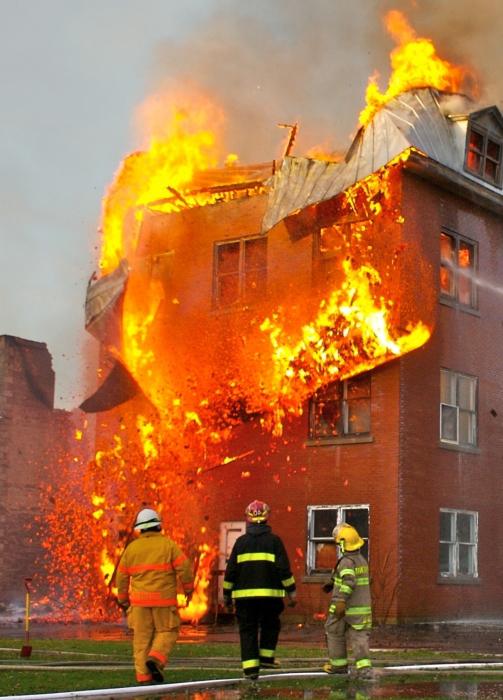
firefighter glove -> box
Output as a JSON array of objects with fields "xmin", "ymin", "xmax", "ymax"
[
  {"xmin": 185, "ymin": 590, "xmax": 193, "ymax": 606},
  {"xmin": 329, "ymin": 600, "xmax": 346, "ymax": 619},
  {"xmin": 116, "ymin": 599, "xmax": 130, "ymax": 612},
  {"xmin": 287, "ymin": 591, "xmax": 297, "ymax": 608},
  {"xmin": 322, "ymin": 582, "xmax": 334, "ymax": 593},
  {"xmin": 224, "ymin": 596, "xmax": 233, "ymax": 611}
]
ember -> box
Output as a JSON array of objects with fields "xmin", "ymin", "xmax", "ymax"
[{"xmin": 40, "ymin": 12, "xmax": 463, "ymax": 622}]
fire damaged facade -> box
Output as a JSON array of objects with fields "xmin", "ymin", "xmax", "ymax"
[{"xmin": 83, "ymin": 88, "xmax": 503, "ymax": 624}]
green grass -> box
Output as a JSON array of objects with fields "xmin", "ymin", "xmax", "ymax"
[{"xmin": 1, "ymin": 637, "xmax": 503, "ymax": 696}]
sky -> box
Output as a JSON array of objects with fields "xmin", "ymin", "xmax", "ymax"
[{"xmin": 1, "ymin": 0, "xmax": 502, "ymax": 409}]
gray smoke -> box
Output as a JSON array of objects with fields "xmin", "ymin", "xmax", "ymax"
[{"xmin": 147, "ymin": 0, "xmax": 503, "ymax": 162}]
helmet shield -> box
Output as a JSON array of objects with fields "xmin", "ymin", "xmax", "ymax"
[
  {"xmin": 245, "ymin": 500, "xmax": 270, "ymax": 523},
  {"xmin": 134, "ymin": 508, "xmax": 161, "ymax": 531}
]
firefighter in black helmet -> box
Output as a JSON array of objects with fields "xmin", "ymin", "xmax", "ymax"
[{"xmin": 223, "ymin": 500, "xmax": 296, "ymax": 680}]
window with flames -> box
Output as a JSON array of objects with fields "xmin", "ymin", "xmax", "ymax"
[
  {"xmin": 309, "ymin": 374, "xmax": 371, "ymax": 440},
  {"xmin": 465, "ymin": 124, "xmax": 503, "ymax": 186},
  {"xmin": 440, "ymin": 231, "xmax": 477, "ymax": 309}
]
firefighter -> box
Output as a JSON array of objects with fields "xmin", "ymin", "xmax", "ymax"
[
  {"xmin": 116, "ymin": 508, "xmax": 194, "ymax": 685},
  {"xmin": 323, "ymin": 522, "xmax": 372, "ymax": 678},
  {"xmin": 223, "ymin": 499, "xmax": 296, "ymax": 681}
]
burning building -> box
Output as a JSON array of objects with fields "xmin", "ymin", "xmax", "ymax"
[{"xmin": 45, "ymin": 12, "xmax": 503, "ymax": 624}]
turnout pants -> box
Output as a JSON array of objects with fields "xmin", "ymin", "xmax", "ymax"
[
  {"xmin": 128, "ymin": 606, "xmax": 180, "ymax": 682},
  {"xmin": 325, "ymin": 615, "xmax": 372, "ymax": 671},
  {"xmin": 235, "ymin": 598, "xmax": 284, "ymax": 677}
]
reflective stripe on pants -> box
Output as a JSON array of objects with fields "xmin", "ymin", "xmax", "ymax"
[
  {"xmin": 130, "ymin": 605, "xmax": 180, "ymax": 681},
  {"xmin": 235, "ymin": 598, "xmax": 284, "ymax": 675},
  {"xmin": 325, "ymin": 614, "xmax": 371, "ymax": 670}
]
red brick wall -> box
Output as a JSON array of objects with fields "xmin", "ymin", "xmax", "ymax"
[
  {"xmin": 0, "ymin": 336, "xmax": 73, "ymax": 606},
  {"xmin": 398, "ymin": 172, "xmax": 503, "ymax": 620}
]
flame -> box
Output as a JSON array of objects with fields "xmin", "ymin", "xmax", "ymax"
[
  {"xmin": 260, "ymin": 256, "xmax": 430, "ymax": 435},
  {"xmin": 359, "ymin": 10, "xmax": 475, "ymax": 126},
  {"xmin": 99, "ymin": 92, "xmax": 222, "ymax": 274},
  {"xmin": 179, "ymin": 544, "xmax": 217, "ymax": 623},
  {"xmin": 42, "ymin": 89, "xmax": 433, "ymax": 622}
]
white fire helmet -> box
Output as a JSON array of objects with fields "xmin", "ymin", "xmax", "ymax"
[{"xmin": 134, "ymin": 508, "xmax": 162, "ymax": 531}]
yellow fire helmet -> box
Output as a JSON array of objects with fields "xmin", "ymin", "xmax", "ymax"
[{"xmin": 332, "ymin": 523, "xmax": 364, "ymax": 552}]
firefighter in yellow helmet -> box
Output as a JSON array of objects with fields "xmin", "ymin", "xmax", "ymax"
[
  {"xmin": 223, "ymin": 500, "xmax": 296, "ymax": 681},
  {"xmin": 116, "ymin": 508, "xmax": 194, "ymax": 685},
  {"xmin": 323, "ymin": 523, "xmax": 372, "ymax": 678}
]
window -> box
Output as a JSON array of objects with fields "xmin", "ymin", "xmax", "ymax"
[
  {"xmin": 439, "ymin": 509, "xmax": 478, "ymax": 578},
  {"xmin": 440, "ymin": 369, "xmax": 477, "ymax": 447},
  {"xmin": 214, "ymin": 236, "xmax": 267, "ymax": 308},
  {"xmin": 307, "ymin": 505, "xmax": 369, "ymax": 574},
  {"xmin": 440, "ymin": 231, "xmax": 477, "ymax": 308},
  {"xmin": 465, "ymin": 125, "xmax": 502, "ymax": 185},
  {"xmin": 309, "ymin": 373, "xmax": 371, "ymax": 440}
]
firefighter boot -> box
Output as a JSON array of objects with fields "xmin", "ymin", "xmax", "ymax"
[{"xmin": 146, "ymin": 658, "xmax": 164, "ymax": 683}]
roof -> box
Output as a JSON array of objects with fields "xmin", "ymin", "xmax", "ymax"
[{"xmin": 262, "ymin": 88, "xmax": 503, "ymax": 233}]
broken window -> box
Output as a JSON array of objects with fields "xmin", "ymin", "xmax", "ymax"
[
  {"xmin": 306, "ymin": 505, "xmax": 369, "ymax": 575},
  {"xmin": 440, "ymin": 231, "xmax": 477, "ymax": 308},
  {"xmin": 439, "ymin": 509, "xmax": 478, "ymax": 578},
  {"xmin": 465, "ymin": 125, "xmax": 502, "ymax": 186},
  {"xmin": 309, "ymin": 373, "xmax": 371, "ymax": 440},
  {"xmin": 440, "ymin": 369, "xmax": 477, "ymax": 447},
  {"xmin": 214, "ymin": 236, "xmax": 267, "ymax": 308}
]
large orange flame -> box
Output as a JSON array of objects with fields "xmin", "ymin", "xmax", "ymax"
[
  {"xmin": 100, "ymin": 92, "xmax": 222, "ymax": 274},
  {"xmin": 359, "ymin": 10, "xmax": 475, "ymax": 127},
  {"xmin": 42, "ymin": 81, "xmax": 434, "ymax": 620}
]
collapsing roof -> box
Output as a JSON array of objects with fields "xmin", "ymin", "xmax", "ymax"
[{"xmin": 261, "ymin": 88, "xmax": 503, "ymax": 233}]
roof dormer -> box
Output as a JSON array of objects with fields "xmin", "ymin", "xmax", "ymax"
[{"xmin": 464, "ymin": 106, "xmax": 503, "ymax": 187}]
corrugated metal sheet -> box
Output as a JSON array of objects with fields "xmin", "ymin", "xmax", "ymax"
[{"xmin": 262, "ymin": 88, "xmax": 472, "ymax": 233}]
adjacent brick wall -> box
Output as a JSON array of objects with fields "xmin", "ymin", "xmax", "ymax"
[{"xmin": 0, "ymin": 336, "xmax": 73, "ymax": 607}]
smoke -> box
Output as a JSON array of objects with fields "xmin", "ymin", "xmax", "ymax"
[{"xmin": 146, "ymin": 0, "xmax": 503, "ymax": 163}]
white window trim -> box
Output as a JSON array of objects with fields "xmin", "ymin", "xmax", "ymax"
[
  {"xmin": 439, "ymin": 508, "xmax": 478, "ymax": 579},
  {"xmin": 440, "ymin": 370, "xmax": 477, "ymax": 447},
  {"xmin": 306, "ymin": 504, "xmax": 369, "ymax": 575}
]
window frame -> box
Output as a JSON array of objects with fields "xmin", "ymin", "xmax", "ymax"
[
  {"xmin": 439, "ymin": 229, "xmax": 478, "ymax": 310},
  {"xmin": 306, "ymin": 504, "xmax": 370, "ymax": 575},
  {"xmin": 213, "ymin": 235, "xmax": 267, "ymax": 309},
  {"xmin": 464, "ymin": 122, "xmax": 503, "ymax": 187},
  {"xmin": 439, "ymin": 508, "xmax": 478, "ymax": 580},
  {"xmin": 308, "ymin": 374, "xmax": 371, "ymax": 441},
  {"xmin": 440, "ymin": 368, "xmax": 478, "ymax": 448}
]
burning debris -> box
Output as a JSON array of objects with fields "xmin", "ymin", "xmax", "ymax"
[{"xmin": 40, "ymin": 10, "xmax": 482, "ymax": 621}]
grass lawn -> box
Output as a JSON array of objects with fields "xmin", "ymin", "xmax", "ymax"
[{"xmin": 1, "ymin": 637, "xmax": 503, "ymax": 696}]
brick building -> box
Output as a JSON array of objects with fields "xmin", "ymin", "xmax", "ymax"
[
  {"xmin": 0, "ymin": 335, "xmax": 75, "ymax": 607},
  {"xmin": 88, "ymin": 88, "xmax": 503, "ymax": 623}
]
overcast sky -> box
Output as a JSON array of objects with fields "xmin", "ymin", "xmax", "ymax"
[{"xmin": 1, "ymin": 0, "xmax": 502, "ymax": 409}]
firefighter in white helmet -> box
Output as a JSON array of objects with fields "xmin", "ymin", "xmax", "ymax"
[
  {"xmin": 116, "ymin": 508, "xmax": 194, "ymax": 685},
  {"xmin": 223, "ymin": 500, "xmax": 296, "ymax": 681},
  {"xmin": 323, "ymin": 523, "xmax": 372, "ymax": 678}
]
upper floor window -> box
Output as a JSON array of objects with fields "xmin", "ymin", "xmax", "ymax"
[
  {"xmin": 465, "ymin": 125, "xmax": 502, "ymax": 186},
  {"xmin": 306, "ymin": 505, "xmax": 369, "ymax": 575},
  {"xmin": 440, "ymin": 231, "xmax": 477, "ymax": 309},
  {"xmin": 214, "ymin": 236, "xmax": 267, "ymax": 308},
  {"xmin": 439, "ymin": 509, "xmax": 478, "ymax": 579},
  {"xmin": 440, "ymin": 369, "xmax": 477, "ymax": 447},
  {"xmin": 309, "ymin": 373, "xmax": 371, "ymax": 440}
]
